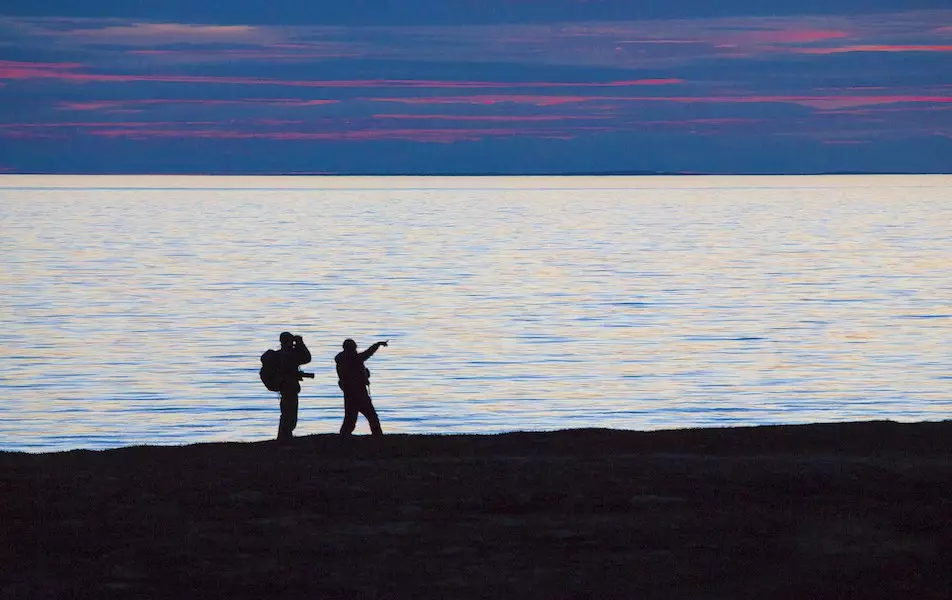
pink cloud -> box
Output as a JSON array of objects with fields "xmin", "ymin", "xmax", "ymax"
[
  {"xmin": 10, "ymin": 110, "xmax": 772, "ymax": 144},
  {"xmin": 0, "ymin": 60, "xmax": 84, "ymax": 70},
  {"xmin": 371, "ymin": 114, "xmax": 761, "ymax": 128},
  {"xmin": 129, "ymin": 49, "xmax": 361, "ymax": 60},
  {"xmin": 641, "ymin": 117, "xmax": 763, "ymax": 126},
  {"xmin": 83, "ymin": 126, "xmax": 545, "ymax": 143},
  {"xmin": 796, "ymin": 95, "xmax": 952, "ymax": 109},
  {"xmin": 10, "ymin": 11, "xmax": 952, "ymax": 75},
  {"xmin": 365, "ymin": 95, "xmax": 604, "ymax": 106},
  {"xmin": 56, "ymin": 101, "xmax": 123, "ymax": 111},
  {"xmin": 254, "ymin": 119, "xmax": 306, "ymax": 125},
  {"xmin": 817, "ymin": 104, "xmax": 952, "ymax": 115},
  {"xmin": 58, "ymin": 119, "xmax": 780, "ymax": 143},
  {"xmin": 63, "ymin": 23, "xmax": 271, "ymax": 45},
  {"xmin": 615, "ymin": 39, "xmax": 707, "ymax": 45},
  {"xmin": 0, "ymin": 112, "xmax": 768, "ymax": 143},
  {"xmin": 366, "ymin": 93, "xmax": 952, "ymax": 111},
  {"xmin": 794, "ymin": 44, "xmax": 952, "ymax": 54},
  {"xmin": 0, "ymin": 60, "xmax": 86, "ymax": 80},
  {"xmin": 454, "ymin": 20, "xmax": 857, "ymax": 66},
  {"xmin": 0, "ymin": 121, "xmax": 219, "ymax": 129},
  {"xmin": 371, "ymin": 114, "xmax": 611, "ymax": 122},
  {"xmin": 56, "ymin": 98, "xmax": 339, "ymax": 111},
  {"xmin": 724, "ymin": 29, "xmax": 850, "ymax": 45},
  {"xmin": 573, "ymin": 79, "xmax": 683, "ymax": 87},
  {"xmin": 0, "ymin": 61, "xmax": 682, "ymax": 90},
  {"xmin": 0, "ymin": 130, "xmax": 64, "ymax": 140}
]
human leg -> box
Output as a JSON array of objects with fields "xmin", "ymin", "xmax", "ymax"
[
  {"xmin": 278, "ymin": 393, "xmax": 298, "ymax": 441},
  {"xmin": 277, "ymin": 382, "xmax": 300, "ymax": 442},
  {"xmin": 360, "ymin": 402, "xmax": 383, "ymax": 436},
  {"xmin": 339, "ymin": 396, "xmax": 359, "ymax": 435}
]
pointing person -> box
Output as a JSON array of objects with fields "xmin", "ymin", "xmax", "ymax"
[{"xmin": 335, "ymin": 339, "xmax": 388, "ymax": 436}]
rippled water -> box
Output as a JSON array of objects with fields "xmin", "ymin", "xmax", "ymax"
[{"xmin": 1, "ymin": 175, "xmax": 950, "ymax": 452}]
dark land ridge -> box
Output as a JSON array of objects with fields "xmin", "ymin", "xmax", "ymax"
[{"xmin": 3, "ymin": 420, "xmax": 950, "ymax": 599}]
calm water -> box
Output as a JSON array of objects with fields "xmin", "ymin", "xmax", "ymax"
[{"xmin": 1, "ymin": 175, "xmax": 950, "ymax": 452}]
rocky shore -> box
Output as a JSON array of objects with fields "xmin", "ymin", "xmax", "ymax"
[{"xmin": 2, "ymin": 420, "xmax": 950, "ymax": 599}]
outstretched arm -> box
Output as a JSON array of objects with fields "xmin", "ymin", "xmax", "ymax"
[{"xmin": 358, "ymin": 340, "xmax": 388, "ymax": 361}]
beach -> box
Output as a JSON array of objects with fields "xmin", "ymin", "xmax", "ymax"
[{"xmin": 2, "ymin": 420, "xmax": 950, "ymax": 599}]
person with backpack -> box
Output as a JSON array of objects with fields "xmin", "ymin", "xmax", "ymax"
[
  {"xmin": 335, "ymin": 338, "xmax": 388, "ymax": 436},
  {"xmin": 261, "ymin": 332, "xmax": 312, "ymax": 443}
]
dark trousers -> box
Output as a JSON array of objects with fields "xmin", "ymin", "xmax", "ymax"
[
  {"xmin": 340, "ymin": 386, "xmax": 382, "ymax": 436},
  {"xmin": 278, "ymin": 384, "xmax": 300, "ymax": 442}
]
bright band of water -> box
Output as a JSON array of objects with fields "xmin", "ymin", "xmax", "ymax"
[{"xmin": 1, "ymin": 175, "xmax": 949, "ymax": 452}]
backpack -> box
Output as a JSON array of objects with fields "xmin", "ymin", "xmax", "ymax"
[
  {"xmin": 336, "ymin": 353, "xmax": 371, "ymax": 388},
  {"xmin": 259, "ymin": 349, "xmax": 283, "ymax": 392}
]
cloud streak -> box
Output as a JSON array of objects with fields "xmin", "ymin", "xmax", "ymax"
[
  {"xmin": 56, "ymin": 99, "xmax": 340, "ymax": 111},
  {"xmin": 794, "ymin": 44, "xmax": 952, "ymax": 54},
  {"xmin": 7, "ymin": 10, "xmax": 952, "ymax": 70},
  {"xmin": 0, "ymin": 60, "xmax": 682, "ymax": 89},
  {"xmin": 365, "ymin": 93, "xmax": 952, "ymax": 110},
  {"xmin": 81, "ymin": 126, "xmax": 546, "ymax": 143},
  {"xmin": 1, "ymin": 8, "xmax": 951, "ymax": 173}
]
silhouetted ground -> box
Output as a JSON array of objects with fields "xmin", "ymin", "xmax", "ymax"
[{"xmin": 2, "ymin": 420, "xmax": 950, "ymax": 599}]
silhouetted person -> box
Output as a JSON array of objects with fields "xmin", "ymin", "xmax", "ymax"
[
  {"xmin": 277, "ymin": 331, "xmax": 311, "ymax": 443},
  {"xmin": 336, "ymin": 338, "xmax": 388, "ymax": 436}
]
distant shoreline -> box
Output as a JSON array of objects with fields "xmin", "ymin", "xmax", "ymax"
[{"xmin": 2, "ymin": 170, "xmax": 950, "ymax": 176}]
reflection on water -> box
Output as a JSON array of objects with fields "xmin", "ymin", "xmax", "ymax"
[{"xmin": 1, "ymin": 175, "xmax": 950, "ymax": 452}]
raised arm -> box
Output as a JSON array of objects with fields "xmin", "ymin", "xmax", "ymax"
[
  {"xmin": 357, "ymin": 340, "xmax": 388, "ymax": 361},
  {"xmin": 294, "ymin": 337, "xmax": 312, "ymax": 366}
]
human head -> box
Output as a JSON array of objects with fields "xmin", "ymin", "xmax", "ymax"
[
  {"xmin": 280, "ymin": 331, "xmax": 294, "ymax": 348},
  {"xmin": 342, "ymin": 338, "xmax": 357, "ymax": 352}
]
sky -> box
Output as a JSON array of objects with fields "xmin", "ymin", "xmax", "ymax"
[{"xmin": 1, "ymin": 1, "xmax": 951, "ymax": 174}]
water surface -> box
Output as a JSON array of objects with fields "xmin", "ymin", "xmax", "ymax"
[{"xmin": 1, "ymin": 175, "xmax": 949, "ymax": 451}]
